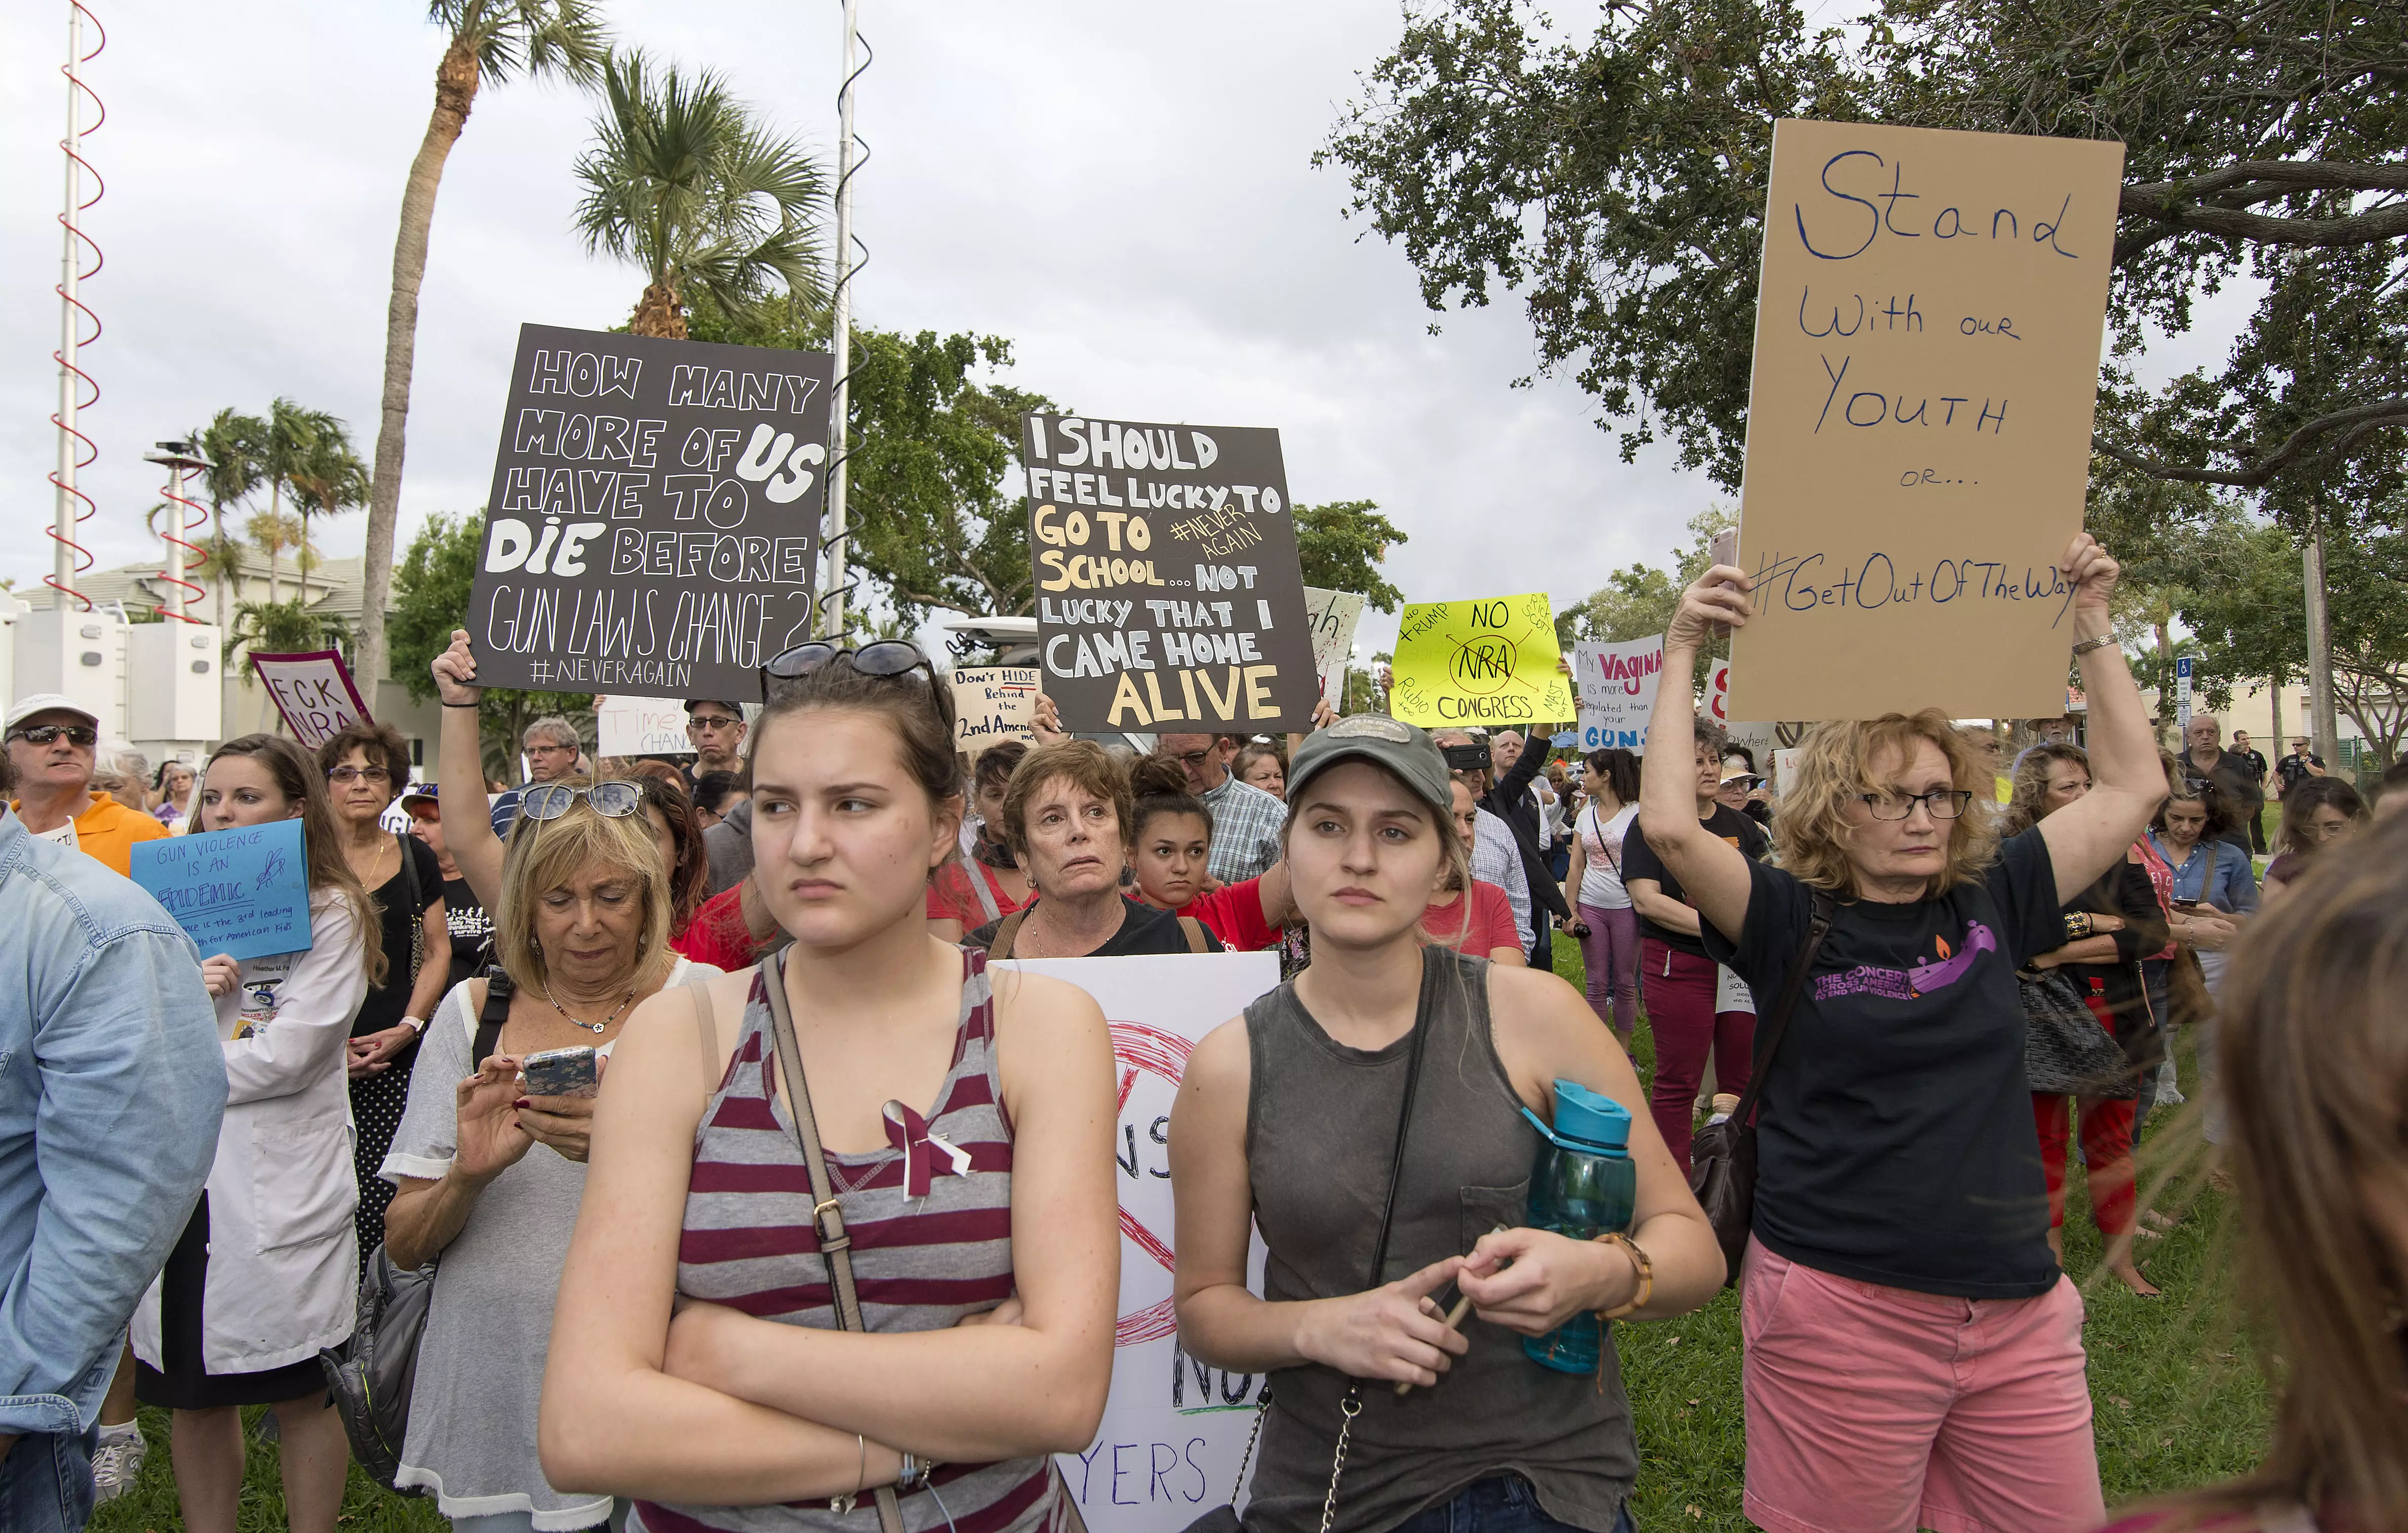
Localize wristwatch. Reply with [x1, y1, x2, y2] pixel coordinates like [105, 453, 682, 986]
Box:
[1593, 1232, 1655, 1320]
[401, 1015, 428, 1033]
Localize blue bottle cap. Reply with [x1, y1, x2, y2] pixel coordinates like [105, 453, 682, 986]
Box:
[1520, 1079, 1631, 1155]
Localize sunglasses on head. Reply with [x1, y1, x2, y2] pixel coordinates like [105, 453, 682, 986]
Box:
[10, 723, 97, 747]
[519, 780, 644, 823]
[760, 639, 954, 723]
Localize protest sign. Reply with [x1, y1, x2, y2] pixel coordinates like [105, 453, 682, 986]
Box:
[465, 323, 832, 701]
[593, 696, 693, 757]
[951, 666, 1041, 748]
[1727, 119, 2125, 720]
[995, 952, 1281, 1533]
[1573, 635, 1665, 751]
[1301, 586, 1365, 705]
[131, 819, 312, 960]
[1707, 658, 1731, 724]
[1021, 414, 1319, 732]
[247, 650, 369, 749]
[1390, 593, 1575, 730]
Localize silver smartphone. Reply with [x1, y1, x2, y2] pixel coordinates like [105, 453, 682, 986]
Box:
[1706, 528, 1742, 638]
[520, 1044, 600, 1099]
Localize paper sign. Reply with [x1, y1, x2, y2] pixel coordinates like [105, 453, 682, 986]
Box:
[131, 819, 312, 960]
[1771, 746, 1803, 795]
[466, 323, 833, 700]
[951, 666, 1042, 747]
[247, 650, 370, 748]
[1390, 592, 1576, 730]
[1022, 414, 1320, 732]
[1727, 119, 2125, 720]
[593, 696, 693, 757]
[994, 953, 1282, 1533]
[1301, 586, 1366, 705]
[1707, 659, 1731, 724]
[1573, 636, 1665, 750]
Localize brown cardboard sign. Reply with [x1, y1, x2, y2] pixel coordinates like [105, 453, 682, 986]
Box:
[1727, 120, 2125, 721]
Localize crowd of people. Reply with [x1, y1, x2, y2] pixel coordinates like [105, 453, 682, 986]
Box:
[7, 532, 2408, 1533]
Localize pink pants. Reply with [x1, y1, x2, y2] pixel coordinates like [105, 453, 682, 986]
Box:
[1575, 903, 1641, 1037]
[1740, 1240, 2105, 1533]
[1639, 938, 1753, 1169]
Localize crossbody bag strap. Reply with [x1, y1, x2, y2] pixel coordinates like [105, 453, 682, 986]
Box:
[761, 951, 907, 1533]
[988, 908, 1028, 959]
[1729, 890, 1836, 1128]
[968, 859, 1002, 925]
[473, 967, 516, 1067]
[396, 831, 424, 986]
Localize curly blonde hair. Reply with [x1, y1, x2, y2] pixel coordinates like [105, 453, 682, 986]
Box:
[1773, 710, 2000, 898]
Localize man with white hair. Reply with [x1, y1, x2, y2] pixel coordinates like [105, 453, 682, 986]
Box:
[487, 715, 586, 837]
[2178, 714, 2261, 855]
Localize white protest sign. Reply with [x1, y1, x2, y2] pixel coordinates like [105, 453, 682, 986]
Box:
[1300, 587, 1365, 705]
[995, 952, 1280, 1533]
[951, 667, 1042, 748]
[1573, 636, 1664, 751]
[246, 649, 370, 749]
[1706, 660, 1731, 724]
[594, 696, 694, 757]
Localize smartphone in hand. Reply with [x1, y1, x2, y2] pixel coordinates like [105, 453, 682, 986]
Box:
[1705, 529, 1742, 638]
[520, 1044, 600, 1099]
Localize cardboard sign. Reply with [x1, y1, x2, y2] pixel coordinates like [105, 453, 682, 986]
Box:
[1021, 414, 1319, 732]
[466, 323, 833, 700]
[131, 819, 312, 960]
[1390, 593, 1575, 730]
[951, 666, 1042, 747]
[1573, 636, 1665, 751]
[993, 953, 1282, 1533]
[247, 650, 370, 749]
[1301, 586, 1366, 705]
[593, 696, 694, 758]
[1728, 119, 2125, 721]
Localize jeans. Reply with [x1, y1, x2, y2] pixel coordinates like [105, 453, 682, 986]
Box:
[1575, 904, 1641, 1036]
[1389, 1476, 1633, 1533]
[0, 1428, 96, 1533]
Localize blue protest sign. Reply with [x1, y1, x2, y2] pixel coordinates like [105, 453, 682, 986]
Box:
[131, 820, 314, 960]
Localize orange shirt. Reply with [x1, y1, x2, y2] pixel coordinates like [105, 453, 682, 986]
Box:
[9, 793, 168, 877]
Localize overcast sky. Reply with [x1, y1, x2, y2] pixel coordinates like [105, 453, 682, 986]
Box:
[1, 0, 2254, 660]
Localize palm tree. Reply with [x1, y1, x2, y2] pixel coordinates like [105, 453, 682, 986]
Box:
[246, 509, 309, 604]
[285, 425, 370, 589]
[258, 399, 343, 605]
[573, 50, 827, 339]
[197, 408, 267, 628]
[355, 0, 609, 696]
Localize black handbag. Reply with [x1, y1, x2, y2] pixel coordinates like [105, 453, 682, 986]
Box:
[320, 968, 515, 1490]
[1688, 892, 1835, 1286]
[2019, 966, 2139, 1098]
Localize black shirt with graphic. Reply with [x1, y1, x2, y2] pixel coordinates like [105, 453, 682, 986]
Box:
[442, 875, 495, 988]
[968, 897, 1226, 958]
[1619, 803, 1769, 956]
[1702, 829, 2065, 1299]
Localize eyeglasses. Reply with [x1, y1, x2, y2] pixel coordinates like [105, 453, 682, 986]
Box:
[688, 715, 741, 731]
[327, 765, 392, 785]
[759, 640, 953, 730]
[9, 724, 97, 747]
[1167, 747, 1215, 768]
[1857, 788, 1976, 822]
[520, 780, 644, 822]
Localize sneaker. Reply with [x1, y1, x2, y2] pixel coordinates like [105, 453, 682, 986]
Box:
[90, 1429, 147, 1505]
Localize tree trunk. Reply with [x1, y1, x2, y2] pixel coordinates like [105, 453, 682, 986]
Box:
[2268, 668, 2284, 773]
[631, 280, 688, 339]
[2304, 508, 2340, 766]
[356, 36, 481, 698]
[266, 478, 283, 607]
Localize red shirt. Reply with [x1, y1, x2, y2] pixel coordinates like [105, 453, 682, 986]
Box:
[1176, 878, 1281, 951]
[674, 884, 763, 971]
[1423, 880, 1521, 957]
[1170, 877, 1522, 958]
[927, 857, 1031, 929]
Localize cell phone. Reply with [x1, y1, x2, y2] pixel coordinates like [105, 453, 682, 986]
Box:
[1706, 529, 1742, 638]
[520, 1045, 600, 1099]
[2171, 899, 2201, 913]
[1441, 742, 1490, 773]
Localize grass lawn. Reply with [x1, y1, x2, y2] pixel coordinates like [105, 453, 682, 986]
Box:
[89, 941, 2271, 1532]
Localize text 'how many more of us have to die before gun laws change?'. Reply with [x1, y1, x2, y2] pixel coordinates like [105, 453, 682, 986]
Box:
[464, 322, 833, 701]
[1726, 119, 2124, 722]
[1023, 413, 1321, 732]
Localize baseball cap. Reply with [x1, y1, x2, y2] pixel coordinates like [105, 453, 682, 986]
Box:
[1286, 715, 1452, 816]
[400, 781, 440, 809]
[5, 693, 100, 734]
[683, 700, 745, 717]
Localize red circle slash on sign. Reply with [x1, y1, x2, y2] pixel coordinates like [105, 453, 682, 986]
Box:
[1111, 1020, 1192, 1348]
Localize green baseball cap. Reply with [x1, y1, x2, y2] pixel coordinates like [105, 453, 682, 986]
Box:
[1286, 715, 1453, 816]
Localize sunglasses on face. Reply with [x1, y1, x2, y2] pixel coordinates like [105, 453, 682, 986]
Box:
[327, 764, 392, 785]
[10, 724, 97, 747]
[520, 780, 644, 822]
[760, 640, 954, 729]
[689, 715, 741, 731]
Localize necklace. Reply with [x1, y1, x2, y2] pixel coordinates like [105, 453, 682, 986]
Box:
[542, 984, 636, 1035]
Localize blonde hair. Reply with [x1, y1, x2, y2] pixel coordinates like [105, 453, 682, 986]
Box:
[1773, 711, 1999, 898]
[495, 781, 674, 993]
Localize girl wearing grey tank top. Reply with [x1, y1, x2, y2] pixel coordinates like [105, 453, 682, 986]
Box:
[1169, 718, 1727, 1533]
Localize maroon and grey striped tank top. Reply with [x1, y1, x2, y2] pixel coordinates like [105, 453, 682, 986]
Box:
[630, 951, 1071, 1533]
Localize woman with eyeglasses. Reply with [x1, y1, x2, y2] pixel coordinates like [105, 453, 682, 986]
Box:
[375, 633, 727, 1530]
[132, 735, 382, 1533]
[1633, 536, 2162, 1532]
[539, 638, 1117, 1533]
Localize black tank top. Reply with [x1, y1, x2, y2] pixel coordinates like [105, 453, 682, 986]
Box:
[1242, 947, 1637, 1533]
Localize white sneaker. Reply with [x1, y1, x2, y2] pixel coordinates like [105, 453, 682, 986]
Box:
[90, 1429, 147, 1505]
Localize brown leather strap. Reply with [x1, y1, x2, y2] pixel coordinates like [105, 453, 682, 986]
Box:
[691, 984, 719, 1107]
[761, 951, 906, 1533]
[988, 908, 1028, 960]
[1178, 916, 1209, 954]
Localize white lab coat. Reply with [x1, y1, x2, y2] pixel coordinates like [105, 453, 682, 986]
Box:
[135, 891, 369, 1376]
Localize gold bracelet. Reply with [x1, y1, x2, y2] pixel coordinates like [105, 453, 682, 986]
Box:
[2071, 635, 2117, 657]
[1593, 1231, 1654, 1320]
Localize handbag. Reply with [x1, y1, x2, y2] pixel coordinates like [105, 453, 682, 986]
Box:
[394, 830, 424, 989]
[1178, 948, 1439, 1533]
[320, 967, 516, 1490]
[2019, 966, 2140, 1098]
[1687, 891, 1835, 1285]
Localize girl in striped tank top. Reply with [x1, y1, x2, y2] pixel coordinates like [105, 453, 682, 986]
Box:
[541, 643, 1120, 1533]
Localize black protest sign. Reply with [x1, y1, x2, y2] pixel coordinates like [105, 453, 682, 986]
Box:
[1022, 414, 1319, 732]
[466, 323, 833, 701]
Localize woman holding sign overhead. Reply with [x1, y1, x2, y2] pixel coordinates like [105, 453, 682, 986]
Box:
[1635, 535, 2156, 1533]
[133, 734, 381, 1533]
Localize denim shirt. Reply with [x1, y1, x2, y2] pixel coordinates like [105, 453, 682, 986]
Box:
[0, 810, 225, 1437]
[2147, 831, 2259, 915]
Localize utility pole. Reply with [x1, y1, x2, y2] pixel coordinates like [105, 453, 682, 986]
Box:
[820, 0, 862, 640]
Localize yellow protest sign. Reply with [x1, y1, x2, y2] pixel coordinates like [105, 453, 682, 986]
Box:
[1727, 119, 2125, 722]
[1389, 592, 1575, 730]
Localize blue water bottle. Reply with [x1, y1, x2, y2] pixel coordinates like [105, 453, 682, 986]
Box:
[1519, 1080, 1637, 1375]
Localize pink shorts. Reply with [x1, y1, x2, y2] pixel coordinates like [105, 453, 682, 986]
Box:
[1740, 1238, 2105, 1533]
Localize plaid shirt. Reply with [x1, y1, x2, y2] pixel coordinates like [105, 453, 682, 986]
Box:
[1472, 807, 1532, 951]
[1200, 773, 1287, 884]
